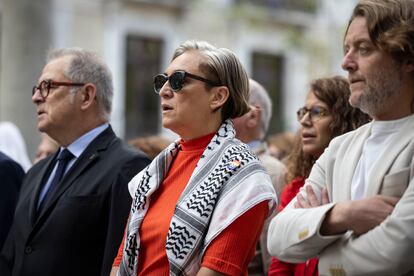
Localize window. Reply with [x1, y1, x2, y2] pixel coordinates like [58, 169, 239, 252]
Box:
[236, 0, 317, 13]
[125, 35, 163, 139]
[251, 51, 284, 134]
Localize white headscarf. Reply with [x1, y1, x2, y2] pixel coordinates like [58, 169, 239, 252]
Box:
[0, 121, 32, 171]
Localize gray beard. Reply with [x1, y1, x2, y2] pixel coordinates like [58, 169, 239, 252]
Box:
[354, 69, 403, 117]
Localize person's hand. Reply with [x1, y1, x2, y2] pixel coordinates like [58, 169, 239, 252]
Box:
[294, 185, 329, 208]
[321, 195, 400, 236]
[347, 195, 399, 235]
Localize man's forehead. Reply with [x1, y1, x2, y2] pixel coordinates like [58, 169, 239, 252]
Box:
[42, 56, 71, 73]
[39, 58, 70, 82]
[344, 17, 371, 45]
[46, 55, 73, 68]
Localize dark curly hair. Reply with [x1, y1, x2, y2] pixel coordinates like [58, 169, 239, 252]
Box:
[284, 76, 371, 183]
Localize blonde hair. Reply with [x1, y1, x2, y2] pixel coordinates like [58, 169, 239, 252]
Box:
[172, 40, 250, 121]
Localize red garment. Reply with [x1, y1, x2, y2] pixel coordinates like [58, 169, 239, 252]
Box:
[113, 133, 268, 275]
[268, 177, 319, 276]
[203, 201, 267, 275]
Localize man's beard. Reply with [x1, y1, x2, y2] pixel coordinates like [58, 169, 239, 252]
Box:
[353, 66, 403, 117]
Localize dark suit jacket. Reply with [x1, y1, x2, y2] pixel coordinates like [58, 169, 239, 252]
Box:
[0, 152, 24, 250]
[0, 126, 150, 276]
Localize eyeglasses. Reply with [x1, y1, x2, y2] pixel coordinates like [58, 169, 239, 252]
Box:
[32, 79, 85, 99]
[153, 70, 221, 94]
[296, 106, 328, 122]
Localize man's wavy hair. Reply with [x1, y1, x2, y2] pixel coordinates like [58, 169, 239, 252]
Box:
[348, 0, 414, 112]
[284, 76, 371, 183]
[346, 0, 414, 64]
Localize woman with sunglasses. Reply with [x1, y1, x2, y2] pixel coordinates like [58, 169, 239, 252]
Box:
[111, 40, 276, 276]
[268, 76, 370, 276]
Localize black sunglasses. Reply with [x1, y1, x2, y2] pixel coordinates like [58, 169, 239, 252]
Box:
[153, 70, 221, 94]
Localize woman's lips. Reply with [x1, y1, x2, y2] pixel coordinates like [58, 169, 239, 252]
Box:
[161, 104, 173, 112]
[302, 133, 316, 143]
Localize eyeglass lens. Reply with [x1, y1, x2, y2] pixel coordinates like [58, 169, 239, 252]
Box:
[297, 106, 326, 121]
[154, 71, 185, 94]
[32, 80, 50, 98]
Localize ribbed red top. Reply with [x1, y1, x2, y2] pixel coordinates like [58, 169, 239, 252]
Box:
[113, 132, 268, 275]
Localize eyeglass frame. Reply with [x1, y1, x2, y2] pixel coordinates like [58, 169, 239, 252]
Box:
[32, 79, 86, 100]
[296, 106, 329, 122]
[153, 70, 222, 94]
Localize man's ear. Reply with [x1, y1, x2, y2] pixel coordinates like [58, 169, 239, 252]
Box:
[210, 86, 230, 110]
[79, 83, 97, 110]
[246, 106, 261, 128]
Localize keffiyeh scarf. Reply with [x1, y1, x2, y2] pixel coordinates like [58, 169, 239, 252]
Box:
[119, 120, 277, 276]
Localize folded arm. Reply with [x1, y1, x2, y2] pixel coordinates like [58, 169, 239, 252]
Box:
[267, 155, 341, 262]
[318, 178, 414, 275]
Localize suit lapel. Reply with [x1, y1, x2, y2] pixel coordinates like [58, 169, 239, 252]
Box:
[29, 152, 59, 225]
[33, 127, 117, 224]
[366, 117, 414, 196]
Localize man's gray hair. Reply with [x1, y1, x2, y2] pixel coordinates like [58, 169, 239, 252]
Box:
[47, 48, 113, 120]
[249, 79, 272, 135]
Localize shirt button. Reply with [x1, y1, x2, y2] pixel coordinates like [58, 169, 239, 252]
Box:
[24, 246, 32, 254]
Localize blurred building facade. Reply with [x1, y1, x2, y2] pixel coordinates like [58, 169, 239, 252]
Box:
[0, 0, 356, 158]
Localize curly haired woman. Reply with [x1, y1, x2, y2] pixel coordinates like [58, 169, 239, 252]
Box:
[268, 76, 370, 276]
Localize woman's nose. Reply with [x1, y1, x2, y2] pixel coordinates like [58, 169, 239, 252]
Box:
[299, 112, 312, 126]
[159, 82, 173, 98]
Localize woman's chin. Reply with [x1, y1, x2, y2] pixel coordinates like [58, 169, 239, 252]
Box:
[302, 145, 322, 159]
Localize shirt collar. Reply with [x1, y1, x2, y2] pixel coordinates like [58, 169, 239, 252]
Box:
[62, 123, 109, 158]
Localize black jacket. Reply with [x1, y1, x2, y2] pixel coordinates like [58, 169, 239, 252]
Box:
[0, 152, 24, 250]
[0, 126, 150, 276]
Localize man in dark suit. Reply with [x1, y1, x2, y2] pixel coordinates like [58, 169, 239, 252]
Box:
[0, 152, 24, 250]
[0, 48, 150, 276]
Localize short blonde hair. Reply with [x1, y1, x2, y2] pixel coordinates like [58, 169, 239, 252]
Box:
[172, 40, 250, 121]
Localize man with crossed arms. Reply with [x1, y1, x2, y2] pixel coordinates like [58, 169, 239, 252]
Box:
[268, 0, 414, 275]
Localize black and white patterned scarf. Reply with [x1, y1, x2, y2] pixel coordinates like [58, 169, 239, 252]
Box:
[119, 120, 277, 276]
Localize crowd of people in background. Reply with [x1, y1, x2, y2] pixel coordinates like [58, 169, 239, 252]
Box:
[0, 0, 414, 275]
